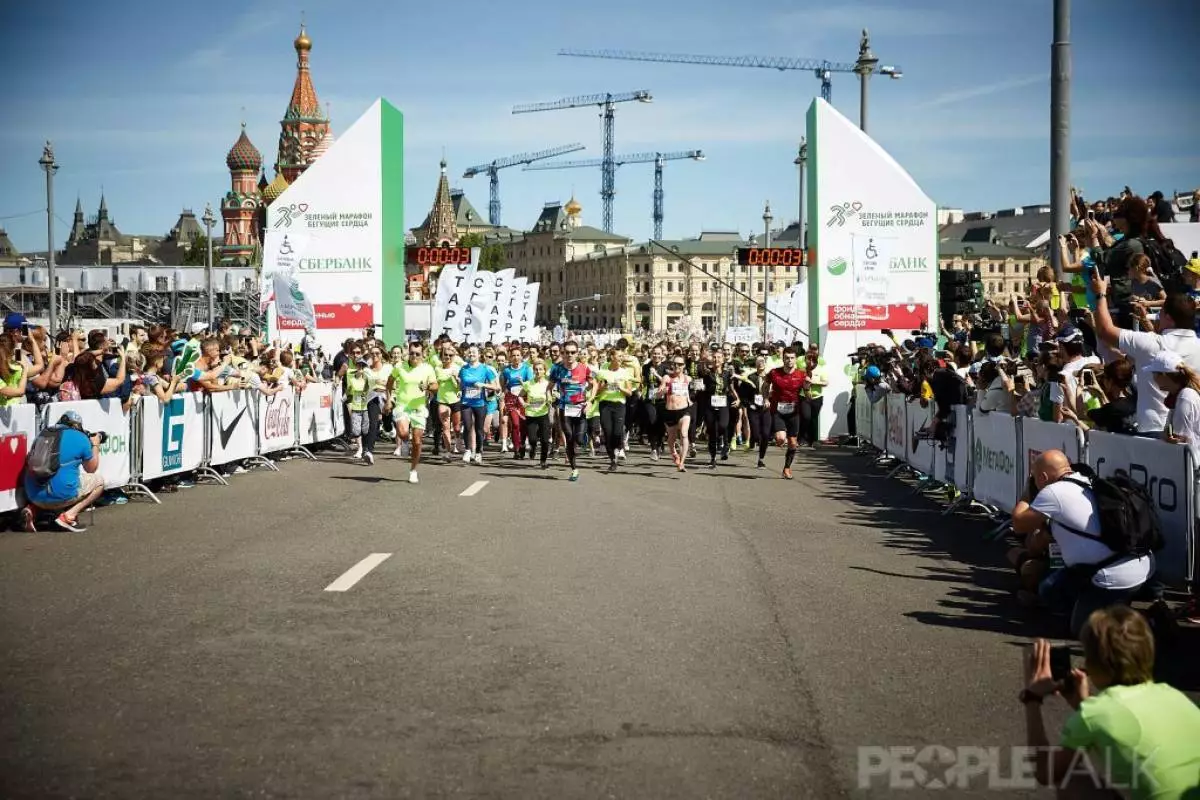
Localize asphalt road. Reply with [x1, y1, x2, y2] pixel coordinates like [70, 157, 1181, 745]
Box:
[0, 438, 1169, 798]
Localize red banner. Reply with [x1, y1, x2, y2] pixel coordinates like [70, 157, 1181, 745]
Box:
[827, 303, 930, 331]
[279, 303, 375, 330]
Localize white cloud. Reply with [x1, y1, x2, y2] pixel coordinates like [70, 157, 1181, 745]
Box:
[914, 74, 1049, 110]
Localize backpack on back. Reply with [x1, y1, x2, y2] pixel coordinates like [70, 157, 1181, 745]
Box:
[26, 426, 64, 484]
[1060, 464, 1164, 564]
[1139, 237, 1186, 283]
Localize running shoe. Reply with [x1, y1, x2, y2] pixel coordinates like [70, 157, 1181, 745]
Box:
[782, 467, 793, 480]
[55, 514, 86, 533]
[177, 479, 196, 489]
[232, 465, 248, 475]
[353, 449, 363, 460]
[756, 459, 765, 469]
[408, 471, 419, 484]
[540, 462, 549, 470]
[364, 452, 374, 466]
[617, 449, 626, 461]
[20, 505, 36, 533]
[609, 459, 618, 472]
[721, 451, 729, 461]
[392, 446, 404, 457]
[463, 450, 472, 464]
[569, 469, 579, 482]
[707, 460, 717, 469]
[650, 449, 659, 461]
[473, 452, 483, 464]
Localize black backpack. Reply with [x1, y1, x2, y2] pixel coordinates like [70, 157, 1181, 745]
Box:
[26, 426, 64, 484]
[1139, 238, 1186, 282]
[1058, 464, 1164, 566]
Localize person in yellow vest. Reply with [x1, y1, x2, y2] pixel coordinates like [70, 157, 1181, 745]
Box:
[802, 350, 829, 447]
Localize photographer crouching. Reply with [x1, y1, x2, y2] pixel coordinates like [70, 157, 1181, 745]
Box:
[20, 410, 107, 533]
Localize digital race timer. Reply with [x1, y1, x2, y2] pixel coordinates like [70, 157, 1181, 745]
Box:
[404, 246, 474, 267]
[736, 247, 806, 267]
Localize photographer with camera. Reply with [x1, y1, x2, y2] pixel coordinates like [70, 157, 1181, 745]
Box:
[20, 410, 107, 533]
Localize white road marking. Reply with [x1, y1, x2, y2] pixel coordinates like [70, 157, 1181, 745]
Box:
[459, 480, 489, 497]
[324, 553, 392, 592]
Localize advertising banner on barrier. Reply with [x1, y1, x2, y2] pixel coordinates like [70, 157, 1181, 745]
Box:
[209, 390, 259, 466]
[331, 385, 345, 437]
[970, 411, 1020, 510]
[139, 393, 206, 480]
[259, 387, 297, 453]
[906, 398, 935, 475]
[0, 404, 38, 513]
[298, 384, 336, 445]
[854, 386, 872, 441]
[951, 405, 971, 493]
[870, 394, 887, 452]
[43, 399, 131, 489]
[1021, 417, 1083, 474]
[885, 393, 907, 459]
[1086, 432, 1195, 587]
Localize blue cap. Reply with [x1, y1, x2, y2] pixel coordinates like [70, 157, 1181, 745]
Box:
[3, 312, 26, 330]
[57, 410, 83, 427]
[864, 365, 882, 380]
[170, 339, 187, 354]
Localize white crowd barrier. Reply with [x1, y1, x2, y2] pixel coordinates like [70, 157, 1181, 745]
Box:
[853, 388, 1197, 589]
[0, 383, 346, 514]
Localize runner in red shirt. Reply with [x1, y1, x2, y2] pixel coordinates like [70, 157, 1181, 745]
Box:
[766, 348, 808, 479]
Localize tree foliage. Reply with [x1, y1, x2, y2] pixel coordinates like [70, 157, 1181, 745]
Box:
[182, 234, 209, 266]
[458, 233, 506, 271]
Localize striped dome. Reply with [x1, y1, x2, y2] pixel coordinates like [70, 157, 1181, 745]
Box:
[225, 127, 262, 172]
[262, 171, 289, 204]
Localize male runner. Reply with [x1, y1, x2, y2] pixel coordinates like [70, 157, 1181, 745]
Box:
[547, 341, 597, 482]
[386, 341, 438, 483]
[765, 347, 808, 479]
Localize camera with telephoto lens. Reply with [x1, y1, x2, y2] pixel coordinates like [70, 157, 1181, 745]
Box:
[87, 430, 108, 444]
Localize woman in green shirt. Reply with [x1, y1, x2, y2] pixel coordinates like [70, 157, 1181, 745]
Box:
[522, 359, 552, 469]
[594, 350, 633, 471]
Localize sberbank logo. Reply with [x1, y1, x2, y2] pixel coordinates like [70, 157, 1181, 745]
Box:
[826, 256, 847, 276]
[973, 439, 1014, 475]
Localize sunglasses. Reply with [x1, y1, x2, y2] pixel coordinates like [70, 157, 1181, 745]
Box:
[672, 361, 686, 366]
[564, 349, 578, 355]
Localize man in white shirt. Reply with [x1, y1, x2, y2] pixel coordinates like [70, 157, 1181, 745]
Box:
[1092, 276, 1200, 434]
[1011, 450, 1153, 637]
[1056, 328, 1099, 394]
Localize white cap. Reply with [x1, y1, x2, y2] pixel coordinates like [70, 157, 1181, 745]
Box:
[1146, 349, 1184, 374]
[190, 322, 208, 335]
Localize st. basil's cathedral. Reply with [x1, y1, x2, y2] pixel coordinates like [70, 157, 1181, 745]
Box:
[219, 24, 332, 265]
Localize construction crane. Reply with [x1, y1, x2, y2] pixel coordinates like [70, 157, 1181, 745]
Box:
[462, 143, 586, 227]
[525, 150, 704, 240]
[559, 36, 901, 108]
[513, 90, 653, 233]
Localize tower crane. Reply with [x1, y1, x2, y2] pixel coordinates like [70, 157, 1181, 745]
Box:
[559, 33, 900, 111]
[525, 150, 704, 240]
[463, 143, 586, 227]
[512, 90, 653, 233]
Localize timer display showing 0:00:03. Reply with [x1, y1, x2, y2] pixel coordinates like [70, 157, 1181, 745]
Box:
[737, 247, 805, 267]
[406, 246, 473, 266]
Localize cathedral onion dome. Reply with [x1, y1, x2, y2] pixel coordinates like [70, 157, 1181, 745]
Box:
[309, 128, 334, 161]
[294, 24, 311, 52]
[262, 171, 289, 204]
[565, 195, 582, 216]
[226, 126, 263, 172]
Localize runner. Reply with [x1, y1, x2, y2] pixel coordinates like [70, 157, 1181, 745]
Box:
[740, 357, 773, 468]
[522, 359, 553, 469]
[684, 343, 705, 458]
[547, 341, 597, 482]
[702, 349, 739, 468]
[500, 348, 533, 459]
[345, 351, 369, 461]
[766, 347, 808, 479]
[386, 341, 438, 484]
[802, 350, 830, 448]
[657, 354, 694, 473]
[459, 344, 499, 464]
[433, 341, 464, 459]
[595, 349, 634, 471]
[642, 344, 669, 460]
[360, 345, 392, 466]
[615, 338, 641, 458]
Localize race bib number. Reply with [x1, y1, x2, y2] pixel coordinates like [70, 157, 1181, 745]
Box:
[754, 394, 765, 407]
[1049, 542, 1063, 562]
[672, 382, 690, 397]
[710, 395, 728, 408]
[463, 387, 481, 400]
[690, 378, 704, 392]
[563, 404, 583, 418]
[509, 386, 523, 396]
[777, 402, 795, 414]
[607, 381, 621, 393]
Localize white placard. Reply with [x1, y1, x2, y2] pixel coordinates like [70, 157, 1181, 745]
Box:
[432, 259, 478, 341]
[870, 393, 888, 452]
[298, 383, 337, 445]
[0, 404, 38, 513]
[885, 392, 907, 459]
[905, 398, 935, 475]
[139, 392, 206, 480]
[725, 326, 758, 344]
[209, 389, 259, 465]
[43, 399, 131, 489]
[854, 386, 872, 444]
[969, 411, 1021, 510]
[331, 385, 346, 437]
[484, 268, 515, 343]
[258, 386, 297, 454]
[521, 283, 540, 342]
[1021, 417, 1083, 476]
[951, 405, 971, 493]
[1086, 431, 1195, 587]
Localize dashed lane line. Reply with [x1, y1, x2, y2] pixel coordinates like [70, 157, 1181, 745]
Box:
[459, 480, 489, 497]
[324, 553, 392, 592]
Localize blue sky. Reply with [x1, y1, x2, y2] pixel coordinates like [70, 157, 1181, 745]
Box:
[1, 0, 1197, 252]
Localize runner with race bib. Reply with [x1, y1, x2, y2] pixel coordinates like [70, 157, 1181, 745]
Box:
[766, 348, 808, 480]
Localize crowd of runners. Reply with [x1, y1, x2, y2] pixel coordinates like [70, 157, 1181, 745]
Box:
[334, 335, 831, 484]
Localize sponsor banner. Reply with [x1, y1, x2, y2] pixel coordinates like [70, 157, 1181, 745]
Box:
[1086, 432, 1195, 587]
[209, 389, 258, 466]
[139, 393, 206, 480]
[298, 383, 337, 446]
[0, 404, 38, 513]
[970, 411, 1021, 510]
[951, 405, 971, 493]
[725, 326, 758, 344]
[43, 399, 131, 489]
[905, 398, 936, 475]
[279, 302, 374, 331]
[1020, 417, 1083, 476]
[885, 392, 907, 458]
[854, 386, 872, 442]
[827, 303, 931, 332]
[258, 387, 297, 454]
[870, 393, 888, 452]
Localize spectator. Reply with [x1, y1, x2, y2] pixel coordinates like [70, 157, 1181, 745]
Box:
[1011, 450, 1154, 637]
[1085, 358, 1138, 434]
[1148, 349, 1200, 465]
[1129, 254, 1166, 312]
[73, 349, 127, 401]
[20, 410, 106, 533]
[1079, 199, 1148, 328]
[1148, 190, 1175, 224]
[0, 336, 29, 406]
[138, 345, 184, 403]
[1020, 610, 1200, 796]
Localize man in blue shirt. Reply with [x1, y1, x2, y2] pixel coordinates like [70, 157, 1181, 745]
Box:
[22, 410, 106, 533]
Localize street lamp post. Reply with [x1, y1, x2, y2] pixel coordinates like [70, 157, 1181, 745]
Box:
[559, 293, 604, 331]
[202, 203, 216, 328]
[854, 29, 879, 133]
[762, 202, 773, 342]
[38, 142, 59, 333]
[793, 139, 808, 259]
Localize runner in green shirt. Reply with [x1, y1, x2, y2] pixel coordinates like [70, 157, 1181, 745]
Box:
[594, 352, 633, 471]
[434, 342, 464, 459]
[522, 359, 553, 468]
[386, 341, 438, 484]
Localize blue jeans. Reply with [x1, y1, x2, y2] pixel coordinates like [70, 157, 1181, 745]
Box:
[1039, 566, 1141, 639]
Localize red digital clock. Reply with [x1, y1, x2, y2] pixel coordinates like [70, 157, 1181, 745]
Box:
[405, 246, 475, 267]
[736, 247, 806, 267]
